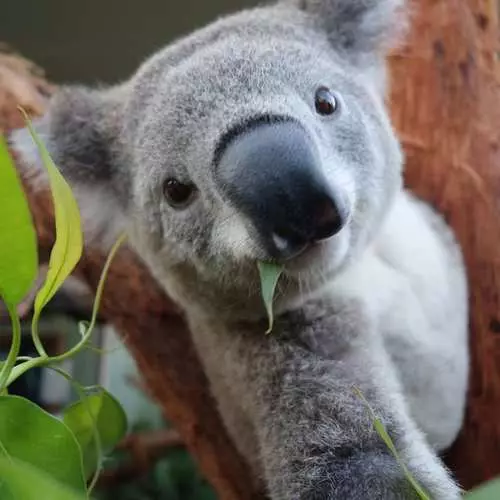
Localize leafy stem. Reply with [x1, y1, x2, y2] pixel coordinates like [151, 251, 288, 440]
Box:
[31, 310, 48, 357]
[0, 302, 22, 391]
[6, 232, 127, 388]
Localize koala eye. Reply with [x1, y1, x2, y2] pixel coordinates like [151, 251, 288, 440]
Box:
[163, 178, 197, 208]
[314, 87, 339, 116]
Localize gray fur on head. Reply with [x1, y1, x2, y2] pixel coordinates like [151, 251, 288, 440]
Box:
[11, 0, 405, 315]
[11, 1, 469, 498]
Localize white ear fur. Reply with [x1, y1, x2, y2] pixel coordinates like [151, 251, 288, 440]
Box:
[9, 116, 51, 191]
[9, 116, 127, 252]
[71, 185, 128, 250]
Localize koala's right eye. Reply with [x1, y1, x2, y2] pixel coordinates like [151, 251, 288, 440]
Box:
[314, 87, 339, 116]
[163, 178, 197, 209]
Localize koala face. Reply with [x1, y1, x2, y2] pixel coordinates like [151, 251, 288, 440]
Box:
[12, 0, 405, 318]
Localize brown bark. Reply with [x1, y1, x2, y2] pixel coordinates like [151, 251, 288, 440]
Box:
[1, 0, 500, 496]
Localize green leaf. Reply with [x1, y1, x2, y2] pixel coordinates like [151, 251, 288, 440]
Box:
[0, 304, 21, 393]
[353, 387, 430, 500]
[0, 395, 86, 493]
[21, 110, 83, 314]
[63, 388, 128, 479]
[464, 478, 500, 499]
[372, 419, 429, 500]
[0, 455, 87, 500]
[257, 261, 284, 334]
[0, 135, 38, 307]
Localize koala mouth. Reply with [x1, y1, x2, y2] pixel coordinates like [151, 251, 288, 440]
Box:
[268, 232, 326, 263]
[280, 239, 330, 272]
[274, 224, 351, 279]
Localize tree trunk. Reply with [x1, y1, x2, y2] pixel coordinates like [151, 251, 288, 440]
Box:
[1, 0, 500, 496]
[388, 0, 500, 490]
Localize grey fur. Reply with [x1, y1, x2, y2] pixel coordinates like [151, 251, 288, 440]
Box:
[10, 0, 469, 498]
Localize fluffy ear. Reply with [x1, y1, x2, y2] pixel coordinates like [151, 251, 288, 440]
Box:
[9, 85, 130, 249]
[292, 0, 407, 62]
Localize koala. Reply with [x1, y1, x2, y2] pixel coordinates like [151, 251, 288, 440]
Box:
[11, 0, 469, 498]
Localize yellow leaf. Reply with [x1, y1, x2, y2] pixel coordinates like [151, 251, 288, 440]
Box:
[20, 108, 83, 356]
[21, 110, 83, 310]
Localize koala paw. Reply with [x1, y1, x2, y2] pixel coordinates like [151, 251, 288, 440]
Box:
[331, 450, 461, 500]
[272, 450, 461, 500]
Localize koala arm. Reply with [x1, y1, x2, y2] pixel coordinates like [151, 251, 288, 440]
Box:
[204, 299, 460, 500]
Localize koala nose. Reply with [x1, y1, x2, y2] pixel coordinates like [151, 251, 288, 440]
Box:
[216, 119, 348, 260]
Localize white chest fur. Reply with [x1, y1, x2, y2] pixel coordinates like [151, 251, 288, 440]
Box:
[327, 190, 469, 450]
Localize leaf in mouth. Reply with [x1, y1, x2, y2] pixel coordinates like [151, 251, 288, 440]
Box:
[257, 261, 284, 334]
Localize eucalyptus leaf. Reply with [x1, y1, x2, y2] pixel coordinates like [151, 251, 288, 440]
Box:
[353, 387, 430, 500]
[21, 110, 83, 315]
[0, 135, 38, 307]
[373, 420, 429, 500]
[257, 261, 284, 334]
[0, 395, 86, 493]
[464, 478, 500, 499]
[63, 388, 128, 479]
[0, 455, 86, 500]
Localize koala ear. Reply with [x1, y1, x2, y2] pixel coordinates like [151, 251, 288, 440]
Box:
[292, 0, 407, 62]
[9, 85, 130, 249]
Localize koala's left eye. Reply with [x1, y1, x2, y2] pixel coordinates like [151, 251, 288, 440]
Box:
[314, 87, 339, 116]
[163, 178, 197, 209]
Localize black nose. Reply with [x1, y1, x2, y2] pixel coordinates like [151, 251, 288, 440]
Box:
[216, 119, 348, 260]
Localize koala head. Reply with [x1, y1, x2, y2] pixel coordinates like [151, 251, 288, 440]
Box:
[12, 0, 406, 320]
